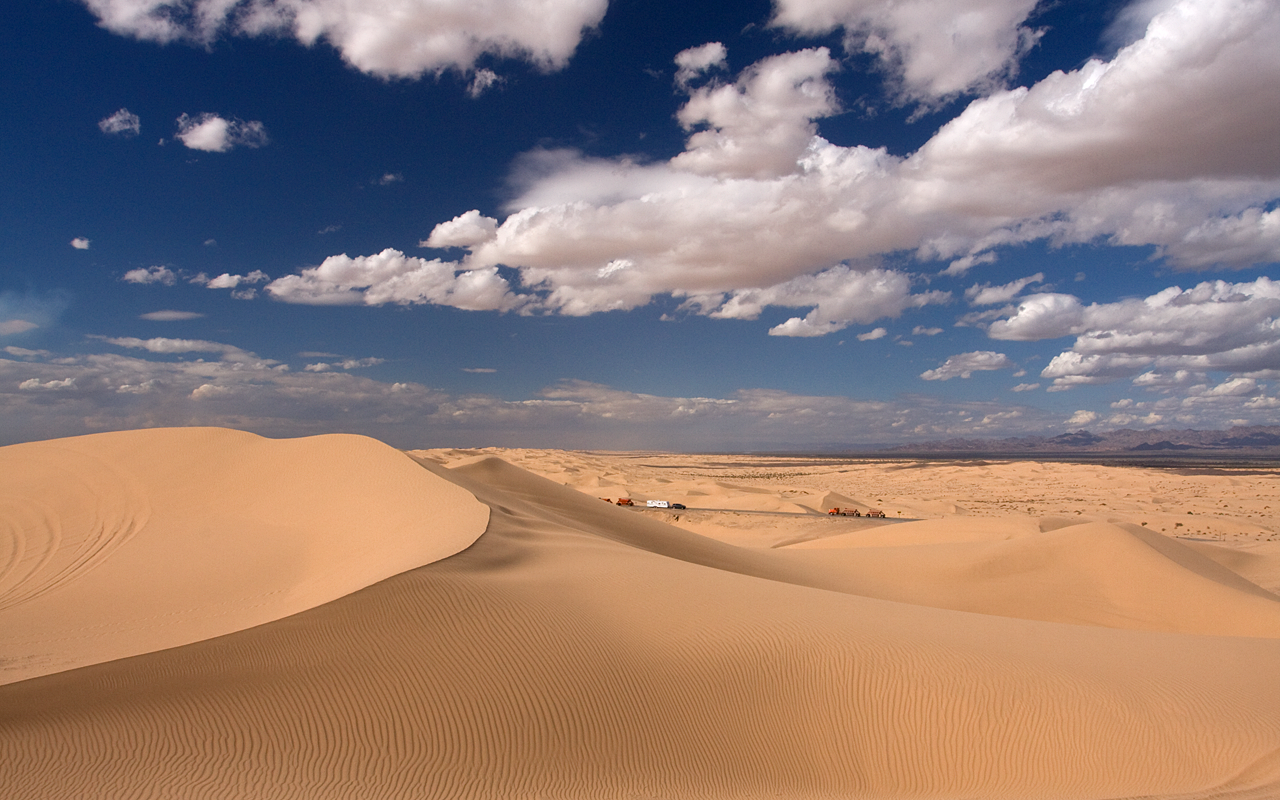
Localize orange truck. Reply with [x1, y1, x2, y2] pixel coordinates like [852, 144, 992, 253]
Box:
[827, 508, 861, 516]
[616, 498, 635, 506]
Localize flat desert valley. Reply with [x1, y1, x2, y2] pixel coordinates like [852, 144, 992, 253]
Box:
[4, 428, 1280, 799]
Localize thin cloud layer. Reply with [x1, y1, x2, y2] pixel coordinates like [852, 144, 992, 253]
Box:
[81, 0, 608, 79]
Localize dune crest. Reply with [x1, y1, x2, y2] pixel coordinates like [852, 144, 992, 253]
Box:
[0, 428, 487, 685]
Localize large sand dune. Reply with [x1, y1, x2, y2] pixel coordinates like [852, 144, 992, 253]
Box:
[0, 428, 487, 685]
[3, 433, 1280, 799]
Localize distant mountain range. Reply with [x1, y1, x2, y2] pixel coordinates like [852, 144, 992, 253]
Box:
[881, 426, 1280, 456]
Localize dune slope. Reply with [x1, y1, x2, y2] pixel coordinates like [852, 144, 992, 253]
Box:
[0, 428, 487, 685]
[3, 448, 1279, 799]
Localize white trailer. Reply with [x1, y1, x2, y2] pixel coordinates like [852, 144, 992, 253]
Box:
[646, 500, 670, 508]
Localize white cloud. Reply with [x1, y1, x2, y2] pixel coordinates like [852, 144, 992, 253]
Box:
[198, 270, 269, 289]
[265, 248, 525, 311]
[711, 266, 947, 338]
[467, 68, 503, 97]
[672, 47, 839, 180]
[997, 278, 1280, 390]
[81, 0, 608, 79]
[140, 310, 204, 321]
[4, 346, 49, 358]
[965, 272, 1044, 305]
[122, 266, 177, 285]
[987, 293, 1086, 340]
[770, 0, 1043, 102]
[4, 341, 1276, 447]
[912, 326, 943, 336]
[909, 0, 1280, 270]
[920, 350, 1014, 380]
[101, 336, 247, 356]
[423, 210, 499, 248]
[857, 327, 888, 341]
[674, 41, 727, 87]
[70, 237, 91, 250]
[1064, 409, 1099, 427]
[305, 357, 385, 372]
[0, 321, 39, 335]
[175, 113, 268, 152]
[97, 107, 140, 136]
[463, 367, 497, 373]
[18, 377, 76, 391]
[387, 5, 1279, 335]
[375, 172, 403, 186]
[1011, 382, 1040, 392]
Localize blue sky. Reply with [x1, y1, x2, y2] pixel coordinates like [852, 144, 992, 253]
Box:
[2, 0, 1278, 450]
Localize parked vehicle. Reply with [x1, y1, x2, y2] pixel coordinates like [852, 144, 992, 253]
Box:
[864, 508, 886, 518]
[670, 503, 686, 510]
[828, 508, 861, 516]
[617, 498, 634, 506]
[600, 498, 612, 503]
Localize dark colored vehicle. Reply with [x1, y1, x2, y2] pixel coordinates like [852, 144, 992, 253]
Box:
[670, 503, 686, 510]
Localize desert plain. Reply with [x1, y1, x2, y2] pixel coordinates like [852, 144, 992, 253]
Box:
[3, 427, 1280, 799]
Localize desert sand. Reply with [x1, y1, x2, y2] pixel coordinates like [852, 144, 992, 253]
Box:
[3, 431, 1280, 799]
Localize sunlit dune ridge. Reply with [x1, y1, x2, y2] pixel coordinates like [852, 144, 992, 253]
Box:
[2, 431, 1279, 799]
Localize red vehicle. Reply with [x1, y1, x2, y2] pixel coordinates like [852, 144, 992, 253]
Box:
[827, 508, 861, 516]
[616, 498, 635, 506]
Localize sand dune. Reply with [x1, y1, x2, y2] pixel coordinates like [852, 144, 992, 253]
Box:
[0, 428, 487, 685]
[3, 434, 1280, 799]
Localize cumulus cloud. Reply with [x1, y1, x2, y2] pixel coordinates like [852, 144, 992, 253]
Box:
[674, 41, 727, 88]
[122, 266, 177, 285]
[195, 270, 269, 289]
[920, 350, 1015, 380]
[423, 210, 499, 248]
[98, 107, 141, 136]
[374, 172, 403, 186]
[770, 0, 1043, 102]
[710, 266, 947, 338]
[304, 357, 385, 372]
[987, 278, 1280, 390]
[140, 310, 204, 321]
[673, 47, 839, 180]
[80, 0, 608, 79]
[467, 68, 503, 97]
[266, 248, 525, 311]
[175, 113, 268, 152]
[857, 327, 888, 341]
[376, 3, 1279, 336]
[1011, 382, 1040, 392]
[70, 237, 91, 250]
[913, 326, 943, 336]
[1064, 409, 1099, 427]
